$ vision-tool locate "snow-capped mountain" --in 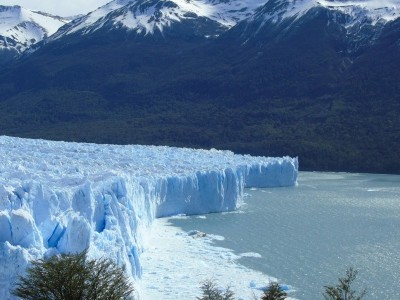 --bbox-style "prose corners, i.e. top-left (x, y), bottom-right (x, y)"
top-left (2, 0), bottom-right (400, 51)
top-left (0, 1), bottom-right (399, 175)
top-left (0, 5), bottom-right (68, 58)
top-left (243, 0), bottom-right (400, 35)
top-left (47, 0), bottom-right (400, 40)
top-left (250, 0), bottom-right (400, 25)
top-left (230, 0), bottom-right (400, 54)
top-left (51, 0), bottom-right (267, 38)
